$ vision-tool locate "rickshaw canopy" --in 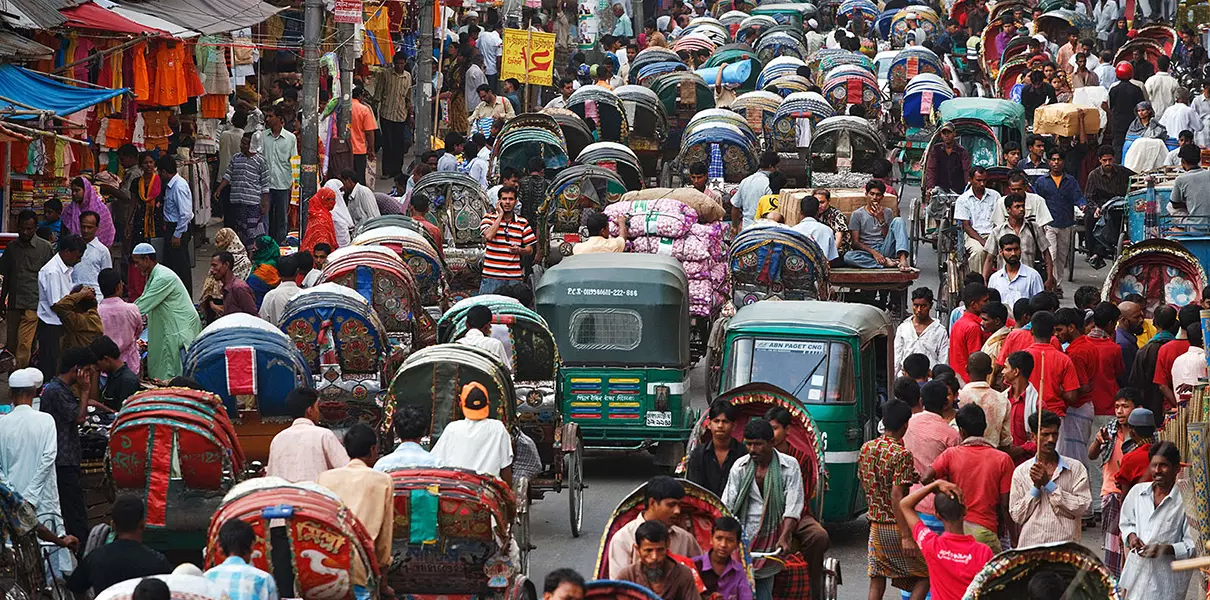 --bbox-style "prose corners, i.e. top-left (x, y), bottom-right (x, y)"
top-left (535, 253), bottom-right (690, 368)
top-left (938, 97), bottom-right (1026, 144)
